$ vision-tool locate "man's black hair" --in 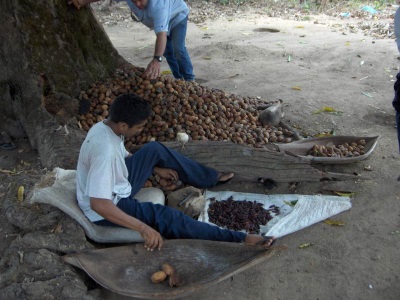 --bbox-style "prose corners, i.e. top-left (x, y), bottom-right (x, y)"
top-left (109, 93), bottom-right (151, 127)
